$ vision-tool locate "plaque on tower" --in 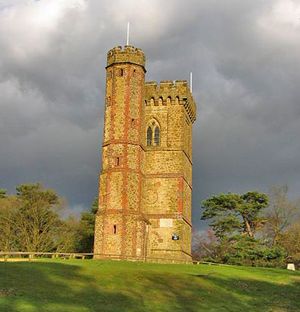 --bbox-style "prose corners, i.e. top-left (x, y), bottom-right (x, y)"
top-left (160, 218), bottom-right (173, 228)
